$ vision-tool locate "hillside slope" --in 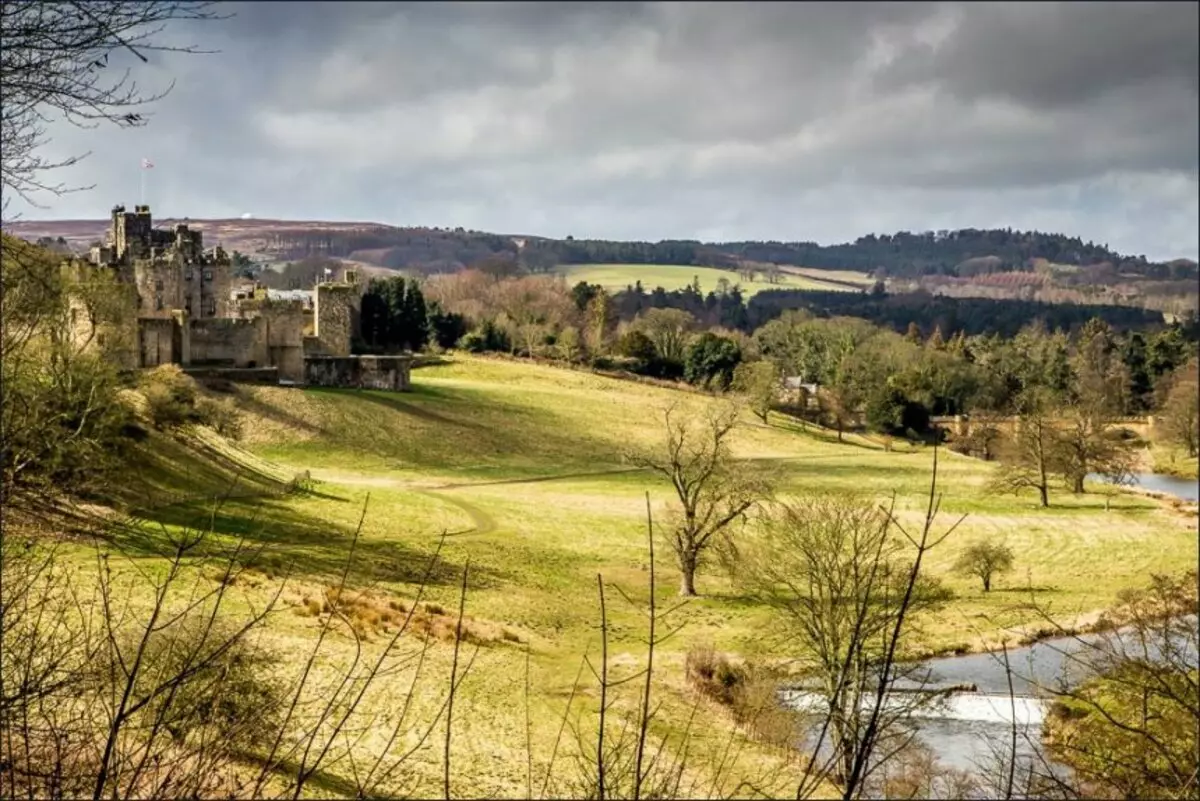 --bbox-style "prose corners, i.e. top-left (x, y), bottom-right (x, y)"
top-left (19, 355), bottom-right (1196, 797)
